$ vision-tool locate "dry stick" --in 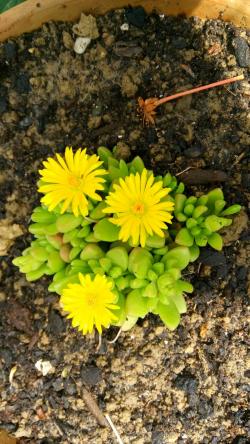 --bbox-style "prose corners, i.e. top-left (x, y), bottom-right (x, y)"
top-left (155, 74), bottom-right (244, 107)
top-left (82, 387), bottom-right (108, 428)
top-left (105, 414), bottom-right (124, 444)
